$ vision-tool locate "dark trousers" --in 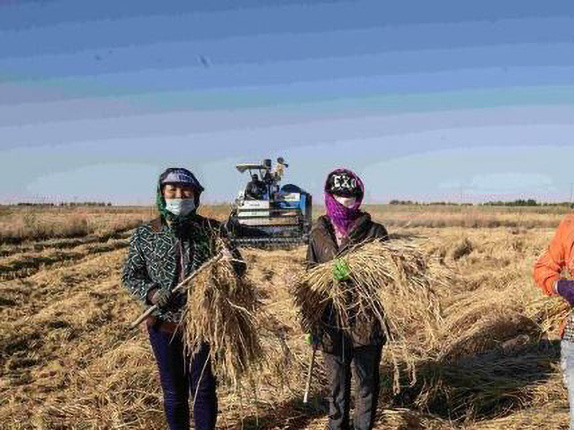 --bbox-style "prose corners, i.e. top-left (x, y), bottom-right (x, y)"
top-left (148, 324), bottom-right (217, 430)
top-left (322, 344), bottom-right (383, 430)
